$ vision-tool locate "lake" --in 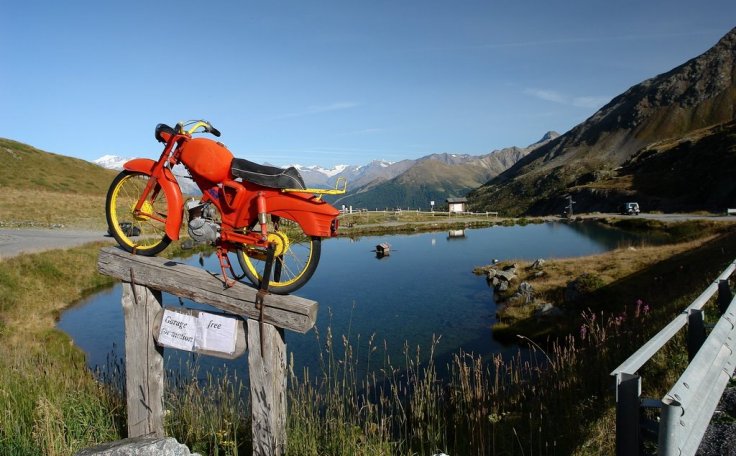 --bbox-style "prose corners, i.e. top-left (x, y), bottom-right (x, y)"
top-left (58, 221), bottom-right (654, 381)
